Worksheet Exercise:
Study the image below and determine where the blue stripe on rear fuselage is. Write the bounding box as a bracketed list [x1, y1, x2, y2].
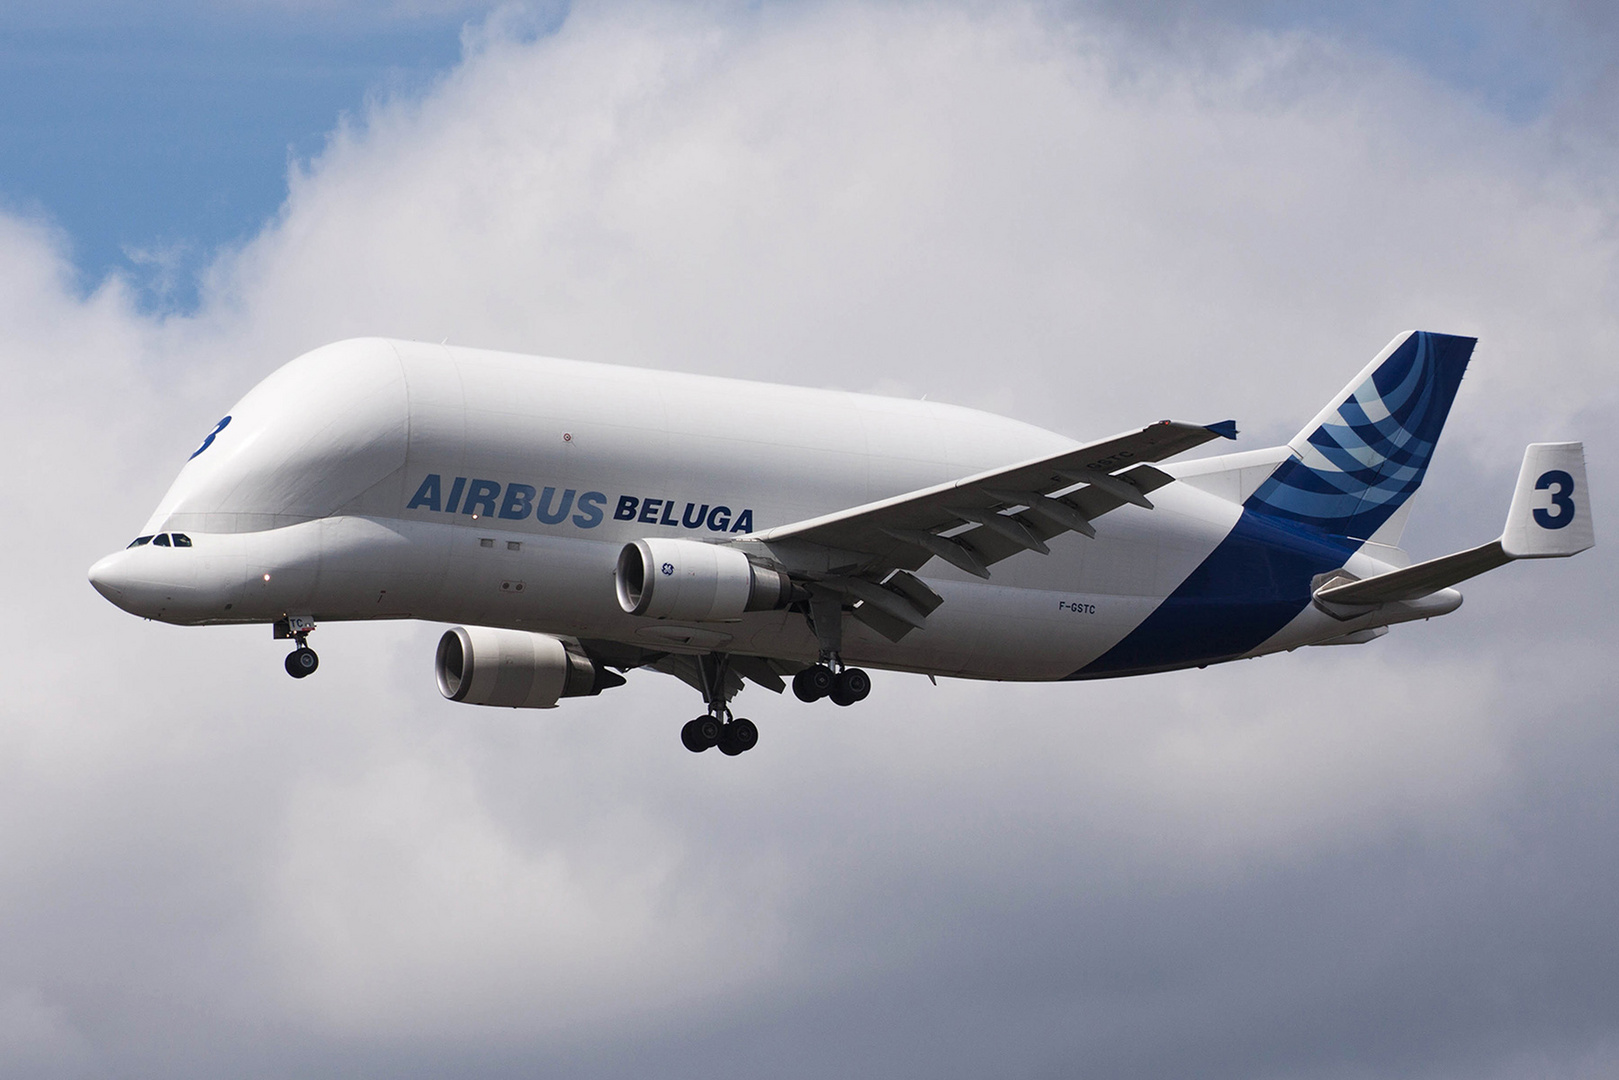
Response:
[1070, 509, 1357, 678]
[1072, 330, 1472, 678]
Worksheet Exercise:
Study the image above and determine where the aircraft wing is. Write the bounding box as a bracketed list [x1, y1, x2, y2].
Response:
[745, 419, 1235, 639]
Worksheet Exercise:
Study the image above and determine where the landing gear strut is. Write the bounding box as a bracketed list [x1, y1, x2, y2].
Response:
[274, 615, 319, 679]
[681, 652, 759, 756]
[792, 586, 871, 707]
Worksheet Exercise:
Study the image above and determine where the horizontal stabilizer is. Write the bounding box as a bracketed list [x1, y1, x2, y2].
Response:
[1316, 541, 1510, 605]
[1315, 442, 1594, 607]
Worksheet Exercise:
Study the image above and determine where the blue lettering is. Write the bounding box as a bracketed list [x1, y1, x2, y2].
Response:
[499, 483, 536, 520]
[407, 474, 443, 512]
[1534, 469, 1576, 529]
[573, 491, 606, 529]
[423, 482, 749, 530]
[464, 479, 501, 517]
[536, 487, 576, 525]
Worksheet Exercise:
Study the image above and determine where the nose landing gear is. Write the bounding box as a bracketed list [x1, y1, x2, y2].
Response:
[284, 645, 319, 678]
[274, 615, 319, 679]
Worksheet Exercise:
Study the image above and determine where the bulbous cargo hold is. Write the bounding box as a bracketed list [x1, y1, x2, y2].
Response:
[614, 538, 792, 622]
[435, 626, 625, 708]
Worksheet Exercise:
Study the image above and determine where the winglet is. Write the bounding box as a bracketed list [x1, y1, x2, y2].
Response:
[1204, 420, 1238, 440]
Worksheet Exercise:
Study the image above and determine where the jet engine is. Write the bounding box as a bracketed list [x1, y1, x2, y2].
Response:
[615, 538, 791, 621]
[435, 626, 623, 708]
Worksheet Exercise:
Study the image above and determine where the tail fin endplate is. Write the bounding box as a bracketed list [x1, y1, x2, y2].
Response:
[1246, 331, 1475, 540]
[1502, 442, 1595, 558]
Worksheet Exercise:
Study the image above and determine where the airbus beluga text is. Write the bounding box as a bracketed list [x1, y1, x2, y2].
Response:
[89, 332, 1594, 756]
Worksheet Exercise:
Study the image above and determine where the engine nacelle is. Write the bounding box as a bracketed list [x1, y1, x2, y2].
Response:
[615, 538, 790, 622]
[435, 626, 620, 708]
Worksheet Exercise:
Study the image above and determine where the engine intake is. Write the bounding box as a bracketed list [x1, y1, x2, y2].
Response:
[435, 626, 623, 708]
[616, 538, 790, 622]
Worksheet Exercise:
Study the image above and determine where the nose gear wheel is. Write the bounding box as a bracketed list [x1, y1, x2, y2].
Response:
[285, 646, 319, 678]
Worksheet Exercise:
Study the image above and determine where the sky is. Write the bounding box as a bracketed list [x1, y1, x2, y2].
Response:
[2, 2, 1617, 1077]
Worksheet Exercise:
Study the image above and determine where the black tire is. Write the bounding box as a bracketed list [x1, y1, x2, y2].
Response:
[718, 717, 758, 756]
[829, 667, 868, 706]
[791, 668, 817, 702]
[793, 664, 834, 702]
[285, 648, 319, 679]
[841, 667, 871, 703]
[681, 717, 719, 753]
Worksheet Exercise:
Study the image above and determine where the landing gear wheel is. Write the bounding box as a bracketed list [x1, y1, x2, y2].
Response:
[681, 716, 720, 753]
[717, 718, 758, 756]
[828, 667, 870, 706]
[285, 647, 319, 679]
[792, 664, 835, 702]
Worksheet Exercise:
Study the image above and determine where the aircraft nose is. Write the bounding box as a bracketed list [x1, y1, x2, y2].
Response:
[88, 551, 131, 606]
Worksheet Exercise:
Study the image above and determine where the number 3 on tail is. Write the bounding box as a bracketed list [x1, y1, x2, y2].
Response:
[1534, 469, 1576, 529]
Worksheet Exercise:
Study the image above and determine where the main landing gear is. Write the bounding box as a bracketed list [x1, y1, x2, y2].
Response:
[274, 615, 319, 679]
[791, 661, 871, 706]
[793, 585, 871, 707]
[681, 715, 758, 756]
[681, 652, 759, 756]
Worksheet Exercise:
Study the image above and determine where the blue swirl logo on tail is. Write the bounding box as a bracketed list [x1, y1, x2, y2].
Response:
[1246, 331, 1474, 540]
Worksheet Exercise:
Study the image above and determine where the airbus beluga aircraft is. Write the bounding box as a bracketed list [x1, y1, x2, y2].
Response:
[89, 331, 1593, 756]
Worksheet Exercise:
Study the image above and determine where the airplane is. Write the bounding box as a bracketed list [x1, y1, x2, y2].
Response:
[88, 330, 1594, 756]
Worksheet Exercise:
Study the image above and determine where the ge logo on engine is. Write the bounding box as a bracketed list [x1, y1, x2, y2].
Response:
[661, 562, 674, 576]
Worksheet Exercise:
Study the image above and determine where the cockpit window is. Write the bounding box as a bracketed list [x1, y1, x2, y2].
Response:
[127, 536, 153, 548]
[171, 533, 192, 547]
[152, 534, 171, 547]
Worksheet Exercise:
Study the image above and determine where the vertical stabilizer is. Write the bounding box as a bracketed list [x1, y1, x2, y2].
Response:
[1244, 330, 1474, 541]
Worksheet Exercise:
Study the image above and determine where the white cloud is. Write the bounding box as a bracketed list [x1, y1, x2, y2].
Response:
[3, 1, 1617, 1075]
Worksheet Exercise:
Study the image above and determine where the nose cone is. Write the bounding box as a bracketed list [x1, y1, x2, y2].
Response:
[89, 542, 222, 623]
[88, 551, 134, 609]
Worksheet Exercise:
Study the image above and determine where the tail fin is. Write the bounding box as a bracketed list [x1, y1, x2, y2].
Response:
[1245, 330, 1475, 540]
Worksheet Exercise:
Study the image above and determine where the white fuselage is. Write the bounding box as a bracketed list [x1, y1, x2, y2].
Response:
[88, 339, 1451, 681]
